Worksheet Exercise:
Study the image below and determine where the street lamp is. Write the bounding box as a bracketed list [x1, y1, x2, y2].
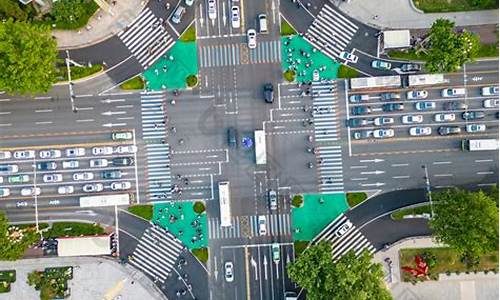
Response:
[421, 165, 434, 218]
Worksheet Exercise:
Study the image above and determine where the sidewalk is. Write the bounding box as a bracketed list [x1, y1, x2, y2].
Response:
[374, 237, 499, 300]
[334, 0, 499, 29]
[52, 0, 147, 49]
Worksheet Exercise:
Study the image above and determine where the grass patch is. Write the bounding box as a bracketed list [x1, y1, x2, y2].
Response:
[477, 43, 499, 58]
[42, 222, 105, 239]
[391, 205, 432, 221]
[179, 24, 196, 42]
[346, 192, 367, 208]
[186, 74, 198, 87]
[387, 49, 428, 61]
[413, 0, 498, 13]
[283, 70, 296, 82]
[193, 201, 206, 214]
[0, 281, 10, 293]
[16, 223, 49, 230]
[128, 205, 153, 221]
[192, 247, 208, 264]
[280, 18, 297, 36]
[120, 76, 145, 90]
[0, 270, 15, 283]
[291, 195, 303, 208]
[337, 65, 359, 78]
[56, 64, 102, 82]
[38, 0, 99, 30]
[294, 241, 309, 257]
[400, 247, 499, 282]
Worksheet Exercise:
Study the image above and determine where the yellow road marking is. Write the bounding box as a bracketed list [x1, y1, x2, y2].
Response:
[245, 246, 251, 300]
[240, 0, 246, 33]
[0, 141, 129, 151]
[0, 129, 133, 140]
[352, 148, 460, 157]
[352, 131, 495, 144]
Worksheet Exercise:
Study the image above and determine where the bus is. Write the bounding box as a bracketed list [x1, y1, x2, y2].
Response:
[461, 139, 499, 152]
[79, 194, 130, 208]
[349, 75, 400, 90]
[254, 130, 267, 165]
[218, 181, 232, 228]
[406, 74, 446, 87]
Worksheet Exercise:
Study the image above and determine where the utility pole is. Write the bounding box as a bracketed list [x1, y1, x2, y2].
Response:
[421, 164, 434, 218]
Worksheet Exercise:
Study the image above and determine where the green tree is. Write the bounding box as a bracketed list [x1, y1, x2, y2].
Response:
[0, 211, 40, 260]
[287, 241, 391, 300]
[0, 19, 57, 95]
[425, 19, 479, 73]
[50, 0, 98, 29]
[429, 188, 499, 263]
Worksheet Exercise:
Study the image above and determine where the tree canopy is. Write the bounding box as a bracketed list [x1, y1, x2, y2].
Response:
[287, 241, 392, 300]
[0, 19, 58, 95]
[429, 188, 499, 261]
[425, 19, 479, 73]
[0, 211, 40, 260]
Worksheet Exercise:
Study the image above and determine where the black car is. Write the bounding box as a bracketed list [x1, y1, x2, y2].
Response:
[346, 118, 369, 127]
[37, 161, 57, 171]
[443, 101, 468, 111]
[227, 127, 237, 148]
[263, 83, 274, 103]
[351, 106, 372, 115]
[101, 170, 122, 179]
[382, 103, 404, 112]
[112, 157, 134, 166]
[400, 63, 421, 73]
[462, 111, 486, 120]
[438, 126, 461, 136]
[380, 92, 401, 101]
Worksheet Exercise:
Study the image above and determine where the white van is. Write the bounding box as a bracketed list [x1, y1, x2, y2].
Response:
[171, 5, 186, 24]
[258, 14, 267, 33]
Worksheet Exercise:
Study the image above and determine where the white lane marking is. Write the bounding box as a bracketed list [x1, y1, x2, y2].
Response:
[34, 96, 52, 100]
[351, 178, 368, 181]
[76, 119, 94, 122]
[391, 163, 409, 167]
[392, 175, 410, 179]
[35, 121, 53, 125]
[477, 171, 494, 175]
[35, 109, 53, 113]
[0, 123, 12, 127]
[75, 94, 93, 98]
[0, 112, 11, 115]
[350, 165, 367, 169]
[475, 159, 493, 163]
[434, 174, 453, 177]
[0, 99, 11, 102]
[115, 105, 134, 109]
[77, 107, 94, 111]
[478, 183, 496, 186]
[432, 161, 452, 165]
[117, 117, 135, 120]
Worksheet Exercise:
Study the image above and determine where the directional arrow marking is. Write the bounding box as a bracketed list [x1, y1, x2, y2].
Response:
[101, 99, 125, 103]
[251, 257, 258, 281]
[263, 255, 268, 280]
[360, 170, 385, 175]
[360, 182, 385, 187]
[359, 158, 384, 163]
[101, 111, 126, 116]
[102, 123, 127, 127]
[213, 255, 218, 280]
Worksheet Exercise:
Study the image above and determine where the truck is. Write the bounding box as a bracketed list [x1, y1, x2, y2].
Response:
[79, 194, 130, 208]
[461, 139, 498, 152]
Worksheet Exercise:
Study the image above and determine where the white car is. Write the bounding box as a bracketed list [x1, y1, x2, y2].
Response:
[13, 150, 35, 159]
[231, 6, 240, 29]
[373, 129, 394, 139]
[208, 0, 217, 20]
[339, 51, 358, 63]
[258, 215, 267, 236]
[224, 262, 234, 282]
[434, 113, 455, 122]
[442, 88, 465, 98]
[409, 127, 432, 136]
[73, 172, 94, 181]
[185, 0, 194, 6]
[90, 158, 109, 168]
[57, 186, 74, 194]
[65, 148, 85, 157]
[42, 174, 63, 183]
[0, 177, 3, 184]
[466, 124, 486, 133]
[21, 187, 41, 196]
[39, 150, 61, 159]
[92, 146, 113, 155]
[481, 86, 499, 96]
[0, 188, 10, 197]
[83, 183, 104, 193]
[247, 29, 257, 49]
[0, 151, 11, 160]
[334, 220, 352, 237]
[115, 145, 138, 154]
[406, 90, 428, 100]
[62, 160, 79, 169]
[401, 115, 423, 124]
[373, 117, 394, 126]
[110, 181, 132, 191]
[483, 99, 499, 108]
[16, 201, 28, 207]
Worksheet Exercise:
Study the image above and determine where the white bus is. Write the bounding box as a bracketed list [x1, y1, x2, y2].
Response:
[461, 139, 499, 152]
[218, 181, 232, 228]
[350, 75, 400, 90]
[79, 194, 130, 208]
[407, 74, 446, 87]
[254, 130, 267, 165]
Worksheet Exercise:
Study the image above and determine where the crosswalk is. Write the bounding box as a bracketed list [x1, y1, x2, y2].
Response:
[311, 81, 344, 193]
[198, 40, 281, 68]
[118, 7, 175, 69]
[140, 92, 172, 200]
[208, 214, 291, 239]
[129, 225, 184, 283]
[314, 214, 375, 261]
[305, 4, 359, 59]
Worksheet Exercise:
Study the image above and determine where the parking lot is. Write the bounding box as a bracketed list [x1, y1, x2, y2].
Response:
[0, 131, 139, 208]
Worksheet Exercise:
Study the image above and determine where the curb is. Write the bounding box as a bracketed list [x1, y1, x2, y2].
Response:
[408, 0, 424, 14]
